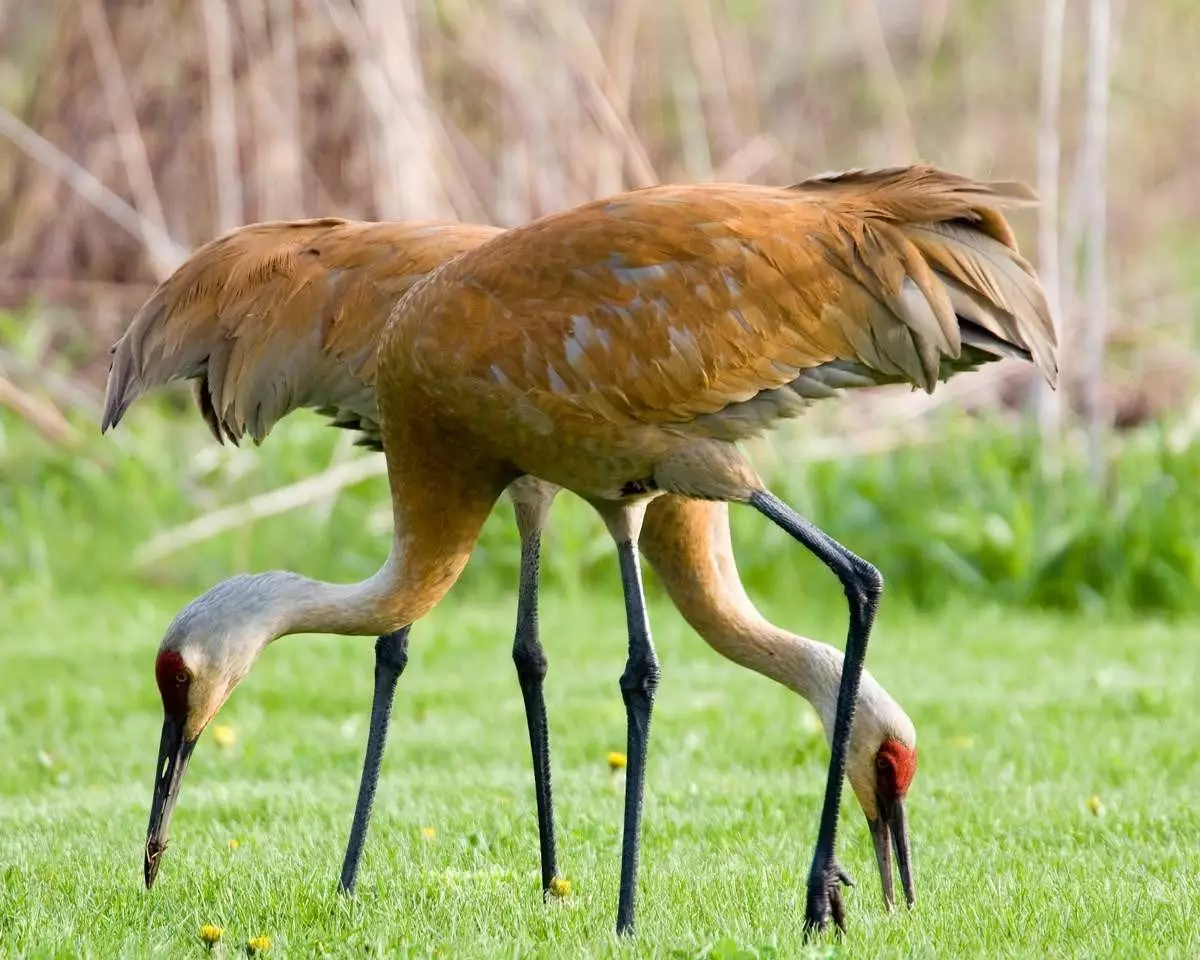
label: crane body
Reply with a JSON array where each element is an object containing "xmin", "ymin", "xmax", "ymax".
[
  {"xmin": 372, "ymin": 166, "xmax": 1054, "ymax": 933},
  {"xmin": 105, "ymin": 211, "xmax": 920, "ymax": 910},
  {"xmin": 106, "ymin": 164, "xmax": 1054, "ymax": 936}
]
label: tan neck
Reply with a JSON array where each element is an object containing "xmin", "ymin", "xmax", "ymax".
[
  {"xmin": 640, "ymin": 496, "xmax": 844, "ymax": 737},
  {"xmin": 676, "ymin": 582, "xmax": 845, "ymax": 738}
]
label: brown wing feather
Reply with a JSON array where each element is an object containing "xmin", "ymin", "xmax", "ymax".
[
  {"xmin": 398, "ymin": 165, "xmax": 1055, "ymax": 445},
  {"xmin": 102, "ymin": 218, "xmax": 501, "ymax": 444}
]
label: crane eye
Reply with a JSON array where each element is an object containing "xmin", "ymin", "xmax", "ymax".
[
  {"xmin": 175, "ymin": 671, "xmax": 189, "ymax": 685},
  {"xmin": 876, "ymin": 755, "xmax": 889, "ymax": 771}
]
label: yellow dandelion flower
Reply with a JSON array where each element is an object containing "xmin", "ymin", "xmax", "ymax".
[
  {"xmin": 199, "ymin": 924, "xmax": 223, "ymax": 946},
  {"xmin": 606, "ymin": 751, "xmax": 627, "ymax": 771},
  {"xmin": 228, "ymin": 838, "xmax": 240, "ymax": 850},
  {"xmin": 549, "ymin": 876, "xmax": 571, "ymax": 898},
  {"xmin": 211, "ymin": 725, "xmax": 237, "ymax": 748},
  {"xmin": 420, "ymin": 826, "xmax": 436, "ymax": 841},
  {"xmin": 246, "ymin": 935, "xmax": 272, "ymax": 954},
  {"xmin": 1087, "ymin": 795, "xmax": 1104, "ymax": 817}
]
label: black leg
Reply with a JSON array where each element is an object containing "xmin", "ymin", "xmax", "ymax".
[
  {"xmin": 511, "ymin": 530, "xmax": 559, "ymax": 896},
  {"xmin": 338, "ymin": 627, "xmax": 411, "ymax": 896},
  {"xmin": 614, "ymin": 537, "xmax": 661, "ymax": 936},
  {"xmin": 749, "ymin": 490, "xmax": 882, "ymax": 937}
]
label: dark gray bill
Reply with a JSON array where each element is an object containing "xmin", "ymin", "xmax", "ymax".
[
  {"xmin": 868, "ymin": 796, "xmax": 915, "ymax": 911},
  {"xmin": 144, "ymin": 712, "xmax": 197, "ymax": 889}
]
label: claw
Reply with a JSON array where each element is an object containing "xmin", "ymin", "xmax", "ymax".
[
  {"xmin": 831, "ymin": 886, "xmax": 847, "ymax": 933},
  {"xmin": 803, "ymin": 856, "xmax": 854, "ymax": 939}
]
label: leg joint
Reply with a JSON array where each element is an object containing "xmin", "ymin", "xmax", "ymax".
[
  {"xmin": 512, "ymin": 641, "xmax": 549, "ymax": 682},
  {"xmin": 844, "ymin": 558, "xmax": 883, "ymax": 608},
  {"xmin": 375, "ymin": 630, "xmax": 410, "ymax": 673},
  {"xmin": 619, "ymin": 658, "xmax": 661, "ymax": 700}
]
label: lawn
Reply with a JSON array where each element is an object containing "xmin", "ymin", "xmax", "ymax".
[{"xmin": 2, "ymin": 567, "xmax": 1197, "ymax": 957}]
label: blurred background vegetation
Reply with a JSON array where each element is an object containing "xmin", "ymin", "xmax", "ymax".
[{"xmin": 1, "ymin": 0, "xmax": 1197, "ymax": 615}]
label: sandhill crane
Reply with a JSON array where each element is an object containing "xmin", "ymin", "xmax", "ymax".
[
  {"xmin": 116, "ymin": 165, "xmax": 1055, "ymax": 936},
  {"xmin": 103, "ymin": 216, "xmax": 917, "ymax": 912}
]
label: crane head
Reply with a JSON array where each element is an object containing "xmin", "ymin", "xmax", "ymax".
[
  {"xmin": 143, "ymin": 575, "xmax": 282, "ymax": 889},
  {"xmin": 865, "ymin": 737, "xmax": 917, "ymax": 912},
  {"xmin": 836, "ymin": 673, "xmax": 918, "ymax": 912}
]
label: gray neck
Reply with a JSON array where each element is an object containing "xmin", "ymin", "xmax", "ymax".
[
  {"xmin": 180, "ymin": 552, "xmax": 405, "ymax": 658},
  {"xmin": 269, "ymin": 551, "xmax": 404, "ymax": 639}
]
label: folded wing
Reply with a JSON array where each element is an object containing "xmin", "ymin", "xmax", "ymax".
[
  {"xmin": 402, "ymin": 165, "xmax": 1055, "ymax": 443},
  {"xmin": 102, "ymin": 218, "xmax": 501, "ymax": 448}
]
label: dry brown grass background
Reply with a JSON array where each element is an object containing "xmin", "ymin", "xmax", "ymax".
[{"xmin": 1, "ymin": 0, "xmax": 1197, "ymax": 429}]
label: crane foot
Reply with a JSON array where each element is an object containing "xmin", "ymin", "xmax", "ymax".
[{"xmin": 802, "ymin": 855, "xmax": 854, "ymax": 938}]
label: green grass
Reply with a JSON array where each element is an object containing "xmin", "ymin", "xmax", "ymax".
[
  {"xmin": 2, "ymin": 577, "xmax": 1198, "ymax": 957},
  {"xmin": 7, "ymin": 392, "xmax": 1200, "ymax": 617},
  {"xmin": 2, "ymin": 395, "xmax": 1199, "ymax": 956}
]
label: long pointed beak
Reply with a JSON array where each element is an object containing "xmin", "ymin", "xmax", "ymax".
[
  {"xmin": 145, "ymin": 712, "xmax": 197, "ymax": 889},
  {"xmin": 868, "ymin": 796, "xmax": 915, "ymax": 911}
]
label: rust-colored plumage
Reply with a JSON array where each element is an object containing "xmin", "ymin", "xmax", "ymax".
[{"xmin": 385, "ymin": 168, "xmax": 1055, "ymax": 501}]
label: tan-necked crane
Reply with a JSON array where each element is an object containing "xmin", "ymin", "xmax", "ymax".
[
  {"xmin": 108, "ymin": 165, "xmax": 1055, "ymax": 936},
  {"xmin": 103, "ymin": 216, "xmax": 918, "ymax": 913}
]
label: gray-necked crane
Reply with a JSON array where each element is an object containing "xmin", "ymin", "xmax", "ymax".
[
  {"xmin": 107, "ymin": 164, "xmax": 1055, "ymax": 936},
  {"xmin": 103, "ymin": 216, "xmax": 918, "ymax": 912}
]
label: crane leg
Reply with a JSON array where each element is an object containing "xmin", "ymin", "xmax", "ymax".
[
  {"xmin": 338, "ymin": 626, "xmax": 411, "ymax": 896},
  {"xmin": 511, "ymin": 529, "xmax": 560, "ymax": 896},
  {"xmin": 614, "ymin": 535, "xmax": 661, "ymax": 936},
  {"xmin": 749, "ymin": 490, "xmax": 881, "ymax": 937}
]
